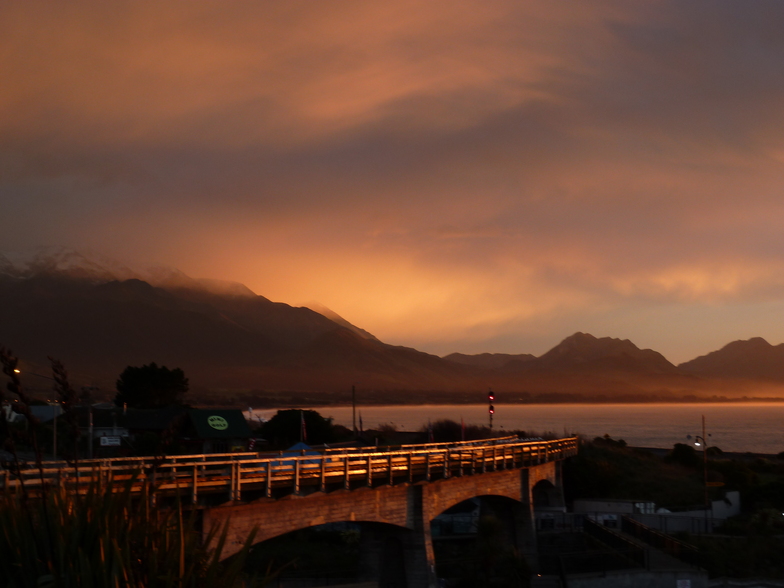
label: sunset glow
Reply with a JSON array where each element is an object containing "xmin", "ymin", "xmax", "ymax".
[{"xmin": 3, "ymin": 1, "xmax": 784, "ymax": 363}]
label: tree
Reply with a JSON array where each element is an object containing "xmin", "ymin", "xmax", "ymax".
[
  {"xmin": 114, "ymin": 363, "xmax": 188, "ymax": 409},
  {"xmin": 260, "ymin": 409, "xmax": 334, "ymax": 447}
]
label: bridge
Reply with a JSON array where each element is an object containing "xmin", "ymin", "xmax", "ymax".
[{"xmin": 2, "ymin": 436, "xmax": 578, "ymax": 588}]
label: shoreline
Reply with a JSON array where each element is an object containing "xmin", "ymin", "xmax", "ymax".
[{"xmin": 225, "ymin": 397, "xmax": 784, "ymax": 409}]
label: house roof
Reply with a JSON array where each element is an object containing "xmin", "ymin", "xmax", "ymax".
[{"xmin": 187, "ymin": 409, "xmax": 251, "ymax": 439}]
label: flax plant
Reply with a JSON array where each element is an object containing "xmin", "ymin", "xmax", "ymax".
[{"xmin": 0, "ymin": 476, "xmax": 260, "ymax": 587}]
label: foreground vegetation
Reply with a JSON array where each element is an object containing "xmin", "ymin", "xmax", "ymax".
[
  {"xmin": 0, "ymin": 348, "xmax": 263, "ymax": 587},
  {"xmin": 0, "ymin": 480, "xmax": 259, "ymax": 588}
]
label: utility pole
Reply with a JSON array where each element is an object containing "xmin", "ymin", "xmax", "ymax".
[
  {"xmin": 702, "ymin": 415, "xmax": 709, "ymax": 528},
  {"xmin": 690, "ymin": 415, "xmax": 711, "ymax": 531}
]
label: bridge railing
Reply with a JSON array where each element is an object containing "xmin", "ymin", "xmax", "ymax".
[
  {"xmin": 0, "ymin": 436, "xmax": 578, "ymax": 500},
  {"xmin": 320, "ymin": 435, "xmax": 523, "ymax": 455}
]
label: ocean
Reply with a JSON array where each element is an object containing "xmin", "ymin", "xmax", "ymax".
[{"xmin": 249, "ymin": 403, "xmax": 784, "ymax": 454}]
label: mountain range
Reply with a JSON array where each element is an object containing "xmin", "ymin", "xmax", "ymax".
[{"xmin": 2, "ymin": 249, "xmax": 784, "ymax": 404}]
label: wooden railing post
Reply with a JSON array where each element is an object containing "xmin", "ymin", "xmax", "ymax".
[
  {"xmin": 344, "ymin": 456, "xmax": 350, "ymax": 490},
  {"xmin": 266, "ymin": 460, "xmax": 272, "ymax": 498},
  {"xmin": 150, "ymin": 467, "xmax": 157, "ymax": 508},
  {"xmin": 320, "ymin": 456, "xmax": 326, "ymax": 492},
  {"xmin": 388, "ymin": 453, "xmax": 393, "ymax": 486},
  {"xmin": 192, "ymin": 464, "xmax": 198, "ymax": 505},
  {"xmin": 294, "ymin": 458, "xmax": 300, "ymax": 495},
  {"xmin": 236, "ymin": 461, "xmax": 243, "ymax": 501}
]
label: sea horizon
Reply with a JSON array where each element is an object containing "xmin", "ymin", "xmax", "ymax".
[{"xmin": 248, "ymin": 402, "xmax": 784, "ymax": 455}]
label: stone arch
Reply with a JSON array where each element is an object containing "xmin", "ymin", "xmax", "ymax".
[
  {"xmin": 532, "ymin": 479, "xmax": 558, "ymax": 508},
  {"xmin": 245, "ymin": 512, "xmax": 412, "ymax": 549},
  {"xmin": 429, "ymin": 494, "xmax": 534, "ymax": 584},
  {"xmin": 421, "ymin": 468, "xmax": 525, "ymax": 523},
  {"xmin": 429, "ymin": 491, "xmax": 522, "ymax": 523},
  {"xmin": 204, "ymin": 485, "xmax": 415, "ymax": 560}
]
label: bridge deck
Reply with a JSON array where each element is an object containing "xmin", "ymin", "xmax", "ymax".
[{"xmin": 1, "ymin": 436, "xmax": 578, "ymax": 502}]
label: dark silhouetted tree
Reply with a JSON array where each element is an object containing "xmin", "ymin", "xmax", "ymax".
[
  {"xmin": 114, "ymin": 363, "xmax": 188, "ymax": 409},
  {"xmin": 665, "ymin": 442, "xmax": 701, "ymax": 468},
  {"xmin": 260, "ymin": 409, "xmax": 334, "ymax": 447}
]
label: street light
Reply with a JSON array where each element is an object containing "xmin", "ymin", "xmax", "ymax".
[{"xmin": 687, "ymin": 415, "xmax": 711, "ymax": 530}]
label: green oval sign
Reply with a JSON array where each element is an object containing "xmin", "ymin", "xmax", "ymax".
[{"xmin": 207, "ymin": 416, "xmax": 229, "ymax": 431}]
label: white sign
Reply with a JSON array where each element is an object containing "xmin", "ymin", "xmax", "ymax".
[{"xmin": 100, "ymin": 436, "xmax": 122, "ymax": 447}]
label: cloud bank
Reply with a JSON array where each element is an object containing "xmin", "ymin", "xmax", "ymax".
[{"xmin": 2, "ymin": 1, "xmax": 784, "ymax": 362}]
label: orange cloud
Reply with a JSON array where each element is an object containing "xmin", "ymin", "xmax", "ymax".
[{"xmin": 3, "ymin": 1, "xmax": 784, "ymax": 363}]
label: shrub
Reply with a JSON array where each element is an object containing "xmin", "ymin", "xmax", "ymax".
[{"xmin": 665, "ymin": 443, "xmax": 701, "ymax": 468}]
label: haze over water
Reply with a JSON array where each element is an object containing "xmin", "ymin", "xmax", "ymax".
[{"xmin": 253, "ymin": 403, "xmax": 784, "ymax": 454}]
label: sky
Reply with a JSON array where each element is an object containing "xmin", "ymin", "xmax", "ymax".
[{"xmin": 2, "ymin": 1, "xmax": 784, "ymax": 364}]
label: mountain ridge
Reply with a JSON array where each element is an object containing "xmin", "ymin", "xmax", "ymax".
[
  {"xmin": 678, "ymin": 337, "xmax": 784, "ymax": 380},
  {"xmin": 1, "ymin": 249, "xmax": 783, "ymax": 402}
]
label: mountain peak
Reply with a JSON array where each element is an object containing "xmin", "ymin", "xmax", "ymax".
[
  {"xmin": 538, "ymin": 332, "xmax": 676, "ymax": 373},
  {"xmin": 721, "ymin": 337, "xmax": 771, "ymax": 351},
  {"xmin": 544, "ymin": 332, "xmax": 635, "ymax": 358}
]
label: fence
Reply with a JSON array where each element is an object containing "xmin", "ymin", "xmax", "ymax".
[{"xmin": 622, "ymin": 516, "xmax": 700, "ymax": 567}]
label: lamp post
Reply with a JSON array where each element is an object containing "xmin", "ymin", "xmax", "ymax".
[{"xmin": 689, "ymin": 415, "xmax": 711, "ymax": 531}]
